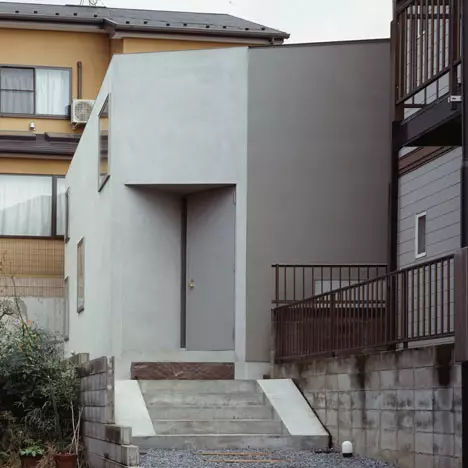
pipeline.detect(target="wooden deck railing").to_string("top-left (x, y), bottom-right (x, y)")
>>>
top-left (395, 0), bottom-right (461, 107)
top-left (273, 255), bottom-right (454, 363)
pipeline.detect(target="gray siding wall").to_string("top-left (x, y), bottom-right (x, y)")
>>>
top-left (246, 41), bottom-right (391, 362)
top-left (398, 147), bottom-right (462, 268)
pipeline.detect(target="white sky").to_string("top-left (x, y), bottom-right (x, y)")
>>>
top-left (8, 0), bottom-right (392, 44)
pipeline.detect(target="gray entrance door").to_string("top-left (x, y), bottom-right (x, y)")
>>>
top-left (186, 187), bottom-right (236, 351)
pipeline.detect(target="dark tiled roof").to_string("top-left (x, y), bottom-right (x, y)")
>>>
top-left (0, 132), bottom-right (79, 156)
top-left (0, 2), bottom-right (289, 41)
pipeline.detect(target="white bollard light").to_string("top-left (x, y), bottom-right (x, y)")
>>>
top-left (342, 440), bottom-right (353, 458)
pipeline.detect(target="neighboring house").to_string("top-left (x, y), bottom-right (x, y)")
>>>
top-left (391, 0), bottom-right (462, 273)
top-left (64, 40), bottom-right (391, 379)
top-left (0, 2), bottom-right (287, 335)
top-left (272, 2), bottom-right (465, 466)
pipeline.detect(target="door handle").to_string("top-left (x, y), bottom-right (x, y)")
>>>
top-left (189, 279), bottom-right (195, 289)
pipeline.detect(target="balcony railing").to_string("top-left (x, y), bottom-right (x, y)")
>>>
top-left (272, 263), bottom-right (387, 307)
top-left (395, 0), bottom-right (461, 112)
top-left (273, 255), bottom-right (454, 363)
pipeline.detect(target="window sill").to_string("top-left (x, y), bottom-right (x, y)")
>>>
top-left (77, 305), bottom-right (84, 314)
top-left (98, 174), bottom-right (110, 192)
top-left (415, 252), bottom-right (427, 259)
top-left (0, 235), bottom-right (65, 240)
top-left (0, 113), bottom-right (70, 120)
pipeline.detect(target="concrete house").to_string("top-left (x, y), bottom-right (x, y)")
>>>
top-left (0, 1), bottom-right (287, 336)
top-left (64, 40), bottom-right (391, 381)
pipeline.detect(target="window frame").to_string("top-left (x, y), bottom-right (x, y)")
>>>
top-left (0, 173), bottom-right (65, 239)
top-left (64, 187), bottom-right (70, 244)
top-left (64, 276), bottom-right (70, 342)
top-left (77, 237), bottom-right (85, 314)
top-left (415, 211), bottom-right (427, 259)
top-left (0, 65), bottom-right (72, 119)
top-left (98, 95), bottom-right (110, 192)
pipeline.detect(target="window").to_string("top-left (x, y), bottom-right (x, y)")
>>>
top-left (64, 277), bottom-right (69, 341)
top-left (77, 238), bottom-right (85, 313)
top-left (98, 96), bottom-right (110, 190)
top-left (64, 188), bottom-right (70, 243)
top-left (0, 174), bottom-right (65, 237)
top-left (0, 66), bottom-right (71, 117)
top-left (415, 212), bottom-right (427, 258)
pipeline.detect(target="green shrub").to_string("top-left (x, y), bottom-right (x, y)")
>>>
top-left (0, 315), bottom-right (80, 458)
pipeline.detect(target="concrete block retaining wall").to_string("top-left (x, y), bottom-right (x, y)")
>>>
top-left (273, 344), bottom-right (461, 468)
top-left (72, 354), bottom-right (140, 468)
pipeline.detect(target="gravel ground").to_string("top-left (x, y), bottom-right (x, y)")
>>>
top-left (140, 449), bottom-right (395, 468)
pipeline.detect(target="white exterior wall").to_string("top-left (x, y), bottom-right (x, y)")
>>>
top-left (66, 44), bottom-right (391, 378)
top-left (66, 49), bottom-right (248, 378)
top-left (65, 74), bottom-right (115, 361)
top-left (111, 49), bottom-right (248, 376)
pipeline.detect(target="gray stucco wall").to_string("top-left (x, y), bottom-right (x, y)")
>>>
top-left (110, 49), bottom-right (248, 375)
top-left (398, 147), bottom-right (462, 268)
top-left (65, 74), bottom-right (114, 361)
top-left (246, 41), bottom-right (392, 362)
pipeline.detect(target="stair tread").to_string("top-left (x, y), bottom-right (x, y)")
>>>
top-left (143, 392), bottom-right (261, 396)
top-left (148, 403), bottom-right (268, 407)
top-left (152, 419), bottom-right (279, 422)
top-left (140, 434), bottom-right (289, 437)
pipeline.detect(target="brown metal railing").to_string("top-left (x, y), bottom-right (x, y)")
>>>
top-left (273, 264), bottom-right (387, 307)
top-left (395, 0), bottom-right (461, 106)
top-left (273, 254), bottom-right (454, 363)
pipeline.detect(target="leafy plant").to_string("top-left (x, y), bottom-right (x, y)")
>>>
top-left (0, 278), bottom-right (80, 462)
top-left (19, 444), bottom-right (44, 458)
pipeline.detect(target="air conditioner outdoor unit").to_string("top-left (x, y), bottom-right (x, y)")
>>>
top-left (71, 99), bottom-right (95, 124)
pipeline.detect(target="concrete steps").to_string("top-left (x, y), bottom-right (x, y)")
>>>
top-left (144, 392), bottom-right (265, 407)
top-left (148, 405), bottom-right (275, 421)
top-left (135, 434), bottom-right (327, 450)
top-left (139, 380), bottom-right (259, 394)
top-left (136, 379), bottom-right (328, 450)
top-left (153, 419), bottom-right (285, 435)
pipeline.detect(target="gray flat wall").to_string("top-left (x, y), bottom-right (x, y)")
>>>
top-left (65, 74), bottom-right (114, 362)
top-left (67, 49), bottom-right (247, 377)
top-left (274, 345), bottom-right (462, 468)
top-left (110, 49), bottom-right (248, 374)
top-left (246, 41), bottom-right (392, 362)
top-left (67, 42), bottom-right (392, 378)
top-left (398, 147), bottom-right (462, 268)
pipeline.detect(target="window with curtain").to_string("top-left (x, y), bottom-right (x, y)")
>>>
top-left (0, 66), bottom-right (70, 116)
top-left (0, 175), bottom-right (65, 237)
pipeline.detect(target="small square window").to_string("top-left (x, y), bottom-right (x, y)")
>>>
top-left (98, 96), bottom-right (110, 191)
top-left (77, 238), bottom-right (85, 313)
top-left (415, 212), bottom-right (427, 258)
